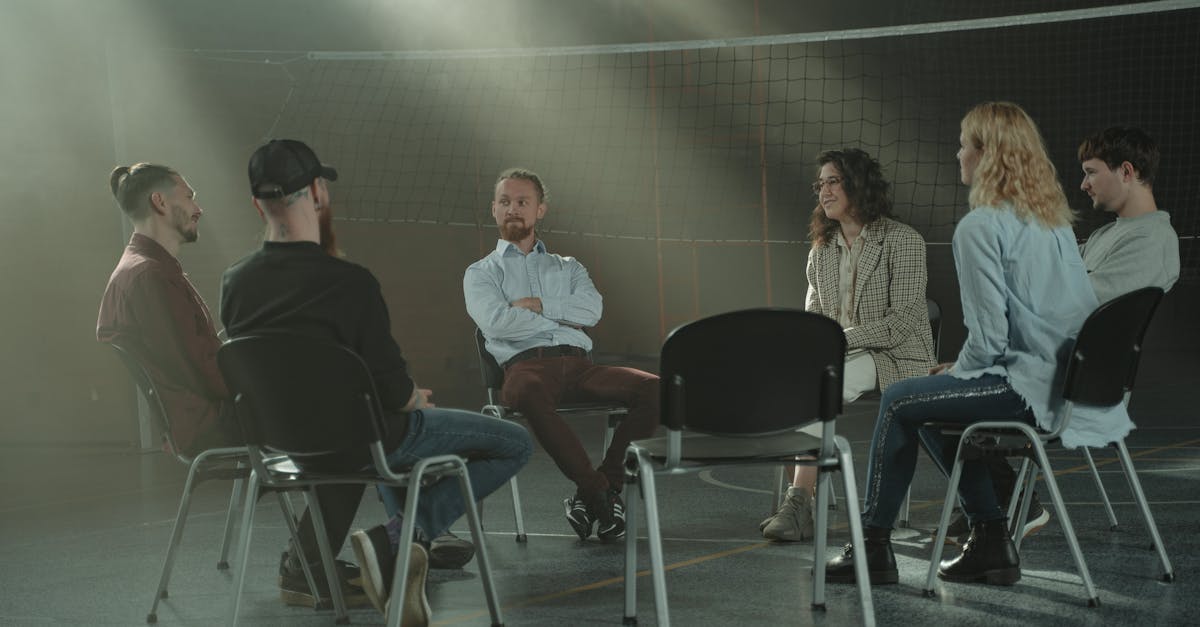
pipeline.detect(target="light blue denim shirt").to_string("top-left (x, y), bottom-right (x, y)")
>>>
top-left (949, 205), bottom-right (1132, 448)
top-left (464, 239), bottom-right (602, 365)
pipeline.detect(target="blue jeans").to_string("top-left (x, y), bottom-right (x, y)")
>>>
top-left (377, 407), bottom-right (532, 539)
top-left (861, 373), bottom-right (1034, 530)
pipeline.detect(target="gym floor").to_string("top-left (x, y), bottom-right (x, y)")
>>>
top-left (2, 348), bottom-right (1195, 626)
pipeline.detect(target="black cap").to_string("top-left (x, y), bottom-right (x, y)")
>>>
top-left (247, 139), bottom-right (339, 199)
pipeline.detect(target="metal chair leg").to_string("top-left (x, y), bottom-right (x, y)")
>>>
top-left (772, 466), bottom-right (786, 512)
top-left (1030, 442), bottom-right (1100, 606)
top-left (455, 459), bottom-right (505, 626)
top-left (811, 465), bottom-right (831, 610)
top-left (1082, 447), bottom-right (1118, 530)
top-left (899, 487), bottom-right (911, 528)
top-left (1114, 440), bottom-right (1174, 581)
top-left (275, 492), bottom-right (322, 610)
top-left (835, 435), bottom-right (876, 627)
top-left (147, 455), bottom-right (206, 623)
top-left (304, 490), bottom-right (349, 624)
top-left (217, 472), bottom-right (246, 570)
top-left (924, 451), bottom-right (966, 596)
top-left (227, 471), bottom-right (260, 627)
top-left (623, 470), bottom-right (640, 625)
top-left (637, 454), bottom-right (670, 627)
top-left (509, 476), bottom-right (528, 542)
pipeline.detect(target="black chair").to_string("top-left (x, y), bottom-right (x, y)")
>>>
top-left (218, 334), bottom-right (503, 627)
top-left (109, 343), bottom-right (312, 624)
top-left (622, 308), bottom-right (875, 626)
top-left (924, 287), bottom-right (1174, 606)
top-left (473, 328), bottom-right (627, 541)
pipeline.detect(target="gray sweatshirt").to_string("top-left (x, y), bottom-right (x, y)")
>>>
top-left (1079, 210), bottom-right (1180, 304)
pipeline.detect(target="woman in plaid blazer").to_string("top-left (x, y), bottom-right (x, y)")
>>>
top-left (761, 148), bottom-right (935, 542)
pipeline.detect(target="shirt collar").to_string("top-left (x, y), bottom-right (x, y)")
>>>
top-left (495, 238), bottom-right (547, 256)
top-left (128, 233), bottom-right (182, 274)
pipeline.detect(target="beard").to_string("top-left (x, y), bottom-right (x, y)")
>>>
top-left (318, 204), bottom-right (340, 256)
top-left (499, 219), bottom-right (534, 242)
top-left (174, 209), bottom-right (198, 243)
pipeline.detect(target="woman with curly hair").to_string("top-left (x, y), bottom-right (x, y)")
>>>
top-left (760, 148), bottom-right (935, 542)
top-left (824, 102), bottom-right (1131, 587)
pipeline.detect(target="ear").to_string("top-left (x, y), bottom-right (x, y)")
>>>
top-left (1119, 161), bottom-right (1137, 182)
top-left (536, 201), bottom-right (547, 221)
top-left (149, 191), bottom-right (168, 216)
top-left (251, 197), bottom-right (266, 223)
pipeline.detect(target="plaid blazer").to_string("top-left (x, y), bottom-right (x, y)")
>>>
top-left (805, 217), bottom-right (935, 391)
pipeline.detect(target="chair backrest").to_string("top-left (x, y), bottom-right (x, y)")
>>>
top-left (926, 297), bottom-right (942, 361)
top-left (217, 334), bottom-right (385, 459)
top-left (1062, 286), bottom-right (1164, 407)
top-left (109, 342), bottom-right (185, 457)
top-left (659, 308), bottom-right (845, 436)
top-left (474, 328), bottom-right (506, 391)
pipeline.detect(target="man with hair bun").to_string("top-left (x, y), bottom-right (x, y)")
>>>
top-left (97, 163), bottom-right (230, 455)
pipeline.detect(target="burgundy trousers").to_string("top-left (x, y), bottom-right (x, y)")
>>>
top-left (501, 355), bottom-right (659, 497)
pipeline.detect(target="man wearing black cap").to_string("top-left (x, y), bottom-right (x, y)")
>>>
top-left (221, 139), bottom-right (532, 621)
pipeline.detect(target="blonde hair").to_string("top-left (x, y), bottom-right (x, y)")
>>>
top-left (960, 102), bottom-right (1073, 228)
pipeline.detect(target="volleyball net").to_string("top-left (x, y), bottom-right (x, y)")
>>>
top-left (177, 1), bottom-right (1200, 280)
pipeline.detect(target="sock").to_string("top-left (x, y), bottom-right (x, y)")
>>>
top-left (384, 515), bottom-right (430, 552)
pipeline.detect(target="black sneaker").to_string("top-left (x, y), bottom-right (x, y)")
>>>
top-left (278, 551), bottom-right (372, 609)
top-left (351, 525), bottom-right (396, 614)
top-left (564, 494), bottom-right (596, 540)
top-left (428, 531), bottom-right (476, 569)
top-left (596, 490), bottom-right (626, 542)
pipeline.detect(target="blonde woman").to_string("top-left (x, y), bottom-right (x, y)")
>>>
top-left (760, 148), bottom-right (934, 542)
top-left (824, 102), bottom-right (1132, 586)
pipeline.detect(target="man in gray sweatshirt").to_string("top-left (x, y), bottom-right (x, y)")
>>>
top-left (1078, 126), bottom-right (1180, 303)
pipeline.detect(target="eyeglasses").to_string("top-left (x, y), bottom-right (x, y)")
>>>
top-left (811, 176), bottom-right (843, 195)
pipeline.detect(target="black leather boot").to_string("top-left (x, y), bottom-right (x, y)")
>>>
top-left (825, 526), bottom-right (899, 585)
top-left (938, 518), bottom-right (1021, 585)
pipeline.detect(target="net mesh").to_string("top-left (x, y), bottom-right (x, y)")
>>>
top-left (181, 2), bottom-right (1200, 280)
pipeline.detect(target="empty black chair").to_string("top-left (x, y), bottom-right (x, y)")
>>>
top-left (623, 308), bottom-right (875, 626)
top-left (474, 327), bottom-right (627, 541)
top-left (924, 287), bottom-right (1173, 606)
top-left (218, 334), bottom-right (503, 627)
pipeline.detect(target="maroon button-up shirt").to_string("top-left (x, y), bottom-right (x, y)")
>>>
top-left (97, 233), bottom-right (228, 455)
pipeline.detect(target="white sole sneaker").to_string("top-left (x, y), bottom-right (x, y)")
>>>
top-left (1022, 507), bottom-right (1051, 539)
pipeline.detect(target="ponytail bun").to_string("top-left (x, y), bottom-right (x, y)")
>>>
top-left (109, 166), bottom-right (131, 198)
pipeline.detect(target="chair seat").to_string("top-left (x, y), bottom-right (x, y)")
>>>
top-left (261, 456), bottom-right (464, 486)
top-left (493, 401), bottom-right (628, 417)
top-left (633, 430), bottom-right (824, 464)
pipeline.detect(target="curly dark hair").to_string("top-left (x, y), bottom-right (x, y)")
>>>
top-left (808, 148), bottom-right (893, 246)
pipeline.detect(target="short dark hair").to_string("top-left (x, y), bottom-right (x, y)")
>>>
top-left (109, 163), bottom-right (178, 219)
top-left (1077, 126), bottom-right (1159, 186)
top-left (495, 167), bottom-right (548, 203)
top-left (809, 148), bottom-right (892, 246)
